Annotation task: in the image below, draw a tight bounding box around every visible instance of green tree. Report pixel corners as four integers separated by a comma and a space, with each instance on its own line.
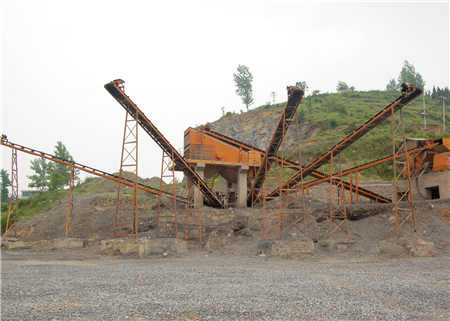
397, 60, 425, 89
336, 81, 349, 92
28, 158, 50, 191
233, 65, 254, 111
386, 78, 399, 91
295, 81, 308, 90
1, 169, 11, 204
48, 142, 79, 191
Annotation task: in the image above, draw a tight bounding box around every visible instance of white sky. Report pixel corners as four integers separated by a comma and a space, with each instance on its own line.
1, 0, 449, 190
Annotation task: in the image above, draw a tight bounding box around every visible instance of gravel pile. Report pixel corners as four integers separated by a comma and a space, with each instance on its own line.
2, 251, 449, 321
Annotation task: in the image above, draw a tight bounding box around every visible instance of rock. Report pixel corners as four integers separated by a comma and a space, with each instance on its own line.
256, 240, 273, 255
3, 240, 32, 250
205, 230, 233, 252
256, 239, 314, 259
388, 216, 396, 224
408, 239, 436, 257
379, 237, 436, 258
234, 227, 252, 237
118, 240, 138, 255
232, 215, 248, 232
379, 239, 408, 257
318, 233, 359, 252
138, 238, 187, 258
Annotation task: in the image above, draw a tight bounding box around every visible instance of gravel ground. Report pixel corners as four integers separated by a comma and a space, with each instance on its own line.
1, 251, 449, 321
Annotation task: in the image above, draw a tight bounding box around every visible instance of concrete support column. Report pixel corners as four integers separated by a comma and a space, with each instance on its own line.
194, 163, 205, 208
237, 165, 249, 208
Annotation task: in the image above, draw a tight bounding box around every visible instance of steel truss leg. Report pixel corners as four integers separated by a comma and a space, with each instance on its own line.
65, 167, 74, 238
328, 153, 348, 233
261, 156, 280, 240
114, 111, 139, 238
184, 184, 203, 241
4, 149, 18, 236
391, 109, 416, 232
157, 150, 178, 238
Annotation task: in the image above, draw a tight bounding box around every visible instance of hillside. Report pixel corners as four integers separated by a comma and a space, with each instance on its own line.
210, 90, 448, 179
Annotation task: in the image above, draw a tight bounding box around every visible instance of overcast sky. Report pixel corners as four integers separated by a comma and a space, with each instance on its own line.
1, 0, 449, 191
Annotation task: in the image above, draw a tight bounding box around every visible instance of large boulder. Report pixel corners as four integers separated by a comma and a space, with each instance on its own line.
379, 236, 436, 258
271, 239, 315, 259
257, 232, 315, 259
205, 229, 233, 252
318, 232, 360, 252
379, 239, 409, 257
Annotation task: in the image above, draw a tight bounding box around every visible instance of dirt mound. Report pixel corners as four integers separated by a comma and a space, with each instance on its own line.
7, 180, 450, 259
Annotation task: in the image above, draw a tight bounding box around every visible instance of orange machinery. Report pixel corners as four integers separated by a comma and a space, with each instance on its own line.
184, 125, 262, 168
405, 137, 450, 175
180, 126, 261, 190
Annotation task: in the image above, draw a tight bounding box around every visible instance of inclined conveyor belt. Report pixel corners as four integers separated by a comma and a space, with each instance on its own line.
0, 138, 186, 203
199, 128, 391, 203
104, 79, 223, 208
248, 86, 304, 205
263, 84, 422, 202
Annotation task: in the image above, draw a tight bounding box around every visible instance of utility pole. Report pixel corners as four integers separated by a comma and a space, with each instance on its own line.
422, 94, 427, 130
442, 96, 447, 133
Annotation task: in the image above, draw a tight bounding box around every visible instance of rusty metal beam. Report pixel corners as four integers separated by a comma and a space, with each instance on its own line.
198, 128, 390, 203
104, 79, 224, 208
0, 137, 186, 203
263, 85, 422, 202
248, 86, 304, 206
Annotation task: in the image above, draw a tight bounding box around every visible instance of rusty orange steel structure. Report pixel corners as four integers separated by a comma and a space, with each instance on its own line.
104, 79, 224, 208
157, 150, 178, 238
249, 86, 304, 206
293, 140, 441, 192
65, 167, 74, 238
0, 137, 186, 203
196, 128, 391, 204
4, 148, 18, 236
114, 110, 139, 238
262, 84, 422, 203
328, 153, 348, 233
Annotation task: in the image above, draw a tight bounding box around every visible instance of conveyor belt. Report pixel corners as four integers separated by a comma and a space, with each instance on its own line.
198, 128, 391, 203
0, 138, 186, 203
104, 79, 224, 208
264, 84, 422, 202
248, 86, 304, 205
299, 140, 441, 190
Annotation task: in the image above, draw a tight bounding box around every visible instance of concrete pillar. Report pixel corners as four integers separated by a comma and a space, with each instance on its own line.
236, 165, 249, 208
194, 163, 205, 208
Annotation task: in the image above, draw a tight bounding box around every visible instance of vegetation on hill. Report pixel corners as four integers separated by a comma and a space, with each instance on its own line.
215, 88, 448, 181
0, 173, 172, 234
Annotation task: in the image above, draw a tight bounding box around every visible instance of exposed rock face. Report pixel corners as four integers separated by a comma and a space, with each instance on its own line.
209, 108, 316, 150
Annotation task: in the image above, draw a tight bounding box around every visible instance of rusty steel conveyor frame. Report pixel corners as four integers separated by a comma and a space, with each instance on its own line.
0, 138, 186, 203
104, 79, 224, 208
262, 85, 422, 203
248, 86, 304, 206
198, 128, 392, 203
292, 141, 441, 192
